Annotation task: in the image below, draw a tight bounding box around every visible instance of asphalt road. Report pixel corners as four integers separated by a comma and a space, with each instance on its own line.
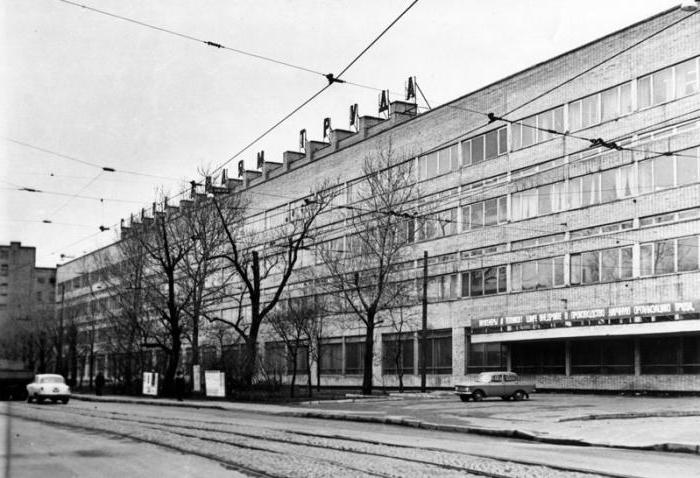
2, 400, 699, 477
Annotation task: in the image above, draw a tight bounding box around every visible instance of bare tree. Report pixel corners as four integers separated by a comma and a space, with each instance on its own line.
318, 144, 422, 395
179, 184, 234, 384
268, 294, 319, 398
208, 182, 338, 387
117, 201, 195, 395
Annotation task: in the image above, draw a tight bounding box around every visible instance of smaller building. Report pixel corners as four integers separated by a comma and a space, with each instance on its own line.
0, 242, 56, 366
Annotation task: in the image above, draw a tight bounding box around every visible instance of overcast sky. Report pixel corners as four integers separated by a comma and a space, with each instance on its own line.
0, 0, 679, 267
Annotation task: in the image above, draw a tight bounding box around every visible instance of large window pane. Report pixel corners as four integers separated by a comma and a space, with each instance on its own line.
620, 83, 632, 115
539, 110, 553, 142
538, 184, 552, 215
618, 164, 636, 197
601, 87, 618, 122
620, 247, 633, 279
569, 177, 582, 209
521, 116, 536, 147
568, 100, 582, 131
601, 249, 619, 281
654, 156, 674, 190
655, 240, 675, 274
471, 269, 483, 296
461, 140, 472, 166
461, 205, 471, 231
511, 264, 522, 292
484, 199, 498, 226
678, 236, 699, 272
472, 136, 484, 164
497, 196, 508, 223
638, 160, 653, 194
537, 258, 553, 289
652, 68, 673, 104
511, 123, 522, 151
601, 169, 617, 202
582, 174, 600, 206
484, 267, 498, 295
638, 76, 652, 109
497, 266, 508, 292
470, 201, 484, 228
461, 272, 470, 297
425, 152, 438, 179
553, 106, 564, 133
570, 254, 581, 285
677, 154, 698, 186
640, 337, 679, 374
485, 130, 499, 160
640, 244, 653, 276
675, 58, 699, 97
522, 261, 537, 291
581, 251, 600, 284
553, 256, 564, 286
437, 148, 451, 175
498, 127, 508, 154
582, 94, 599, 128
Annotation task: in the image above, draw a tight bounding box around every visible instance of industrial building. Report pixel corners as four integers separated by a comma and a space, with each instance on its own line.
58, 6, 700, 392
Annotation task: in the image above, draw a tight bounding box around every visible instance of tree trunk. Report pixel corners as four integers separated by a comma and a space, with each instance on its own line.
191, 307, 199, 392
306, 348, 313, 398
164, 333, 181, 396
315, 337, 322, 392
289, 350, 297, 399
361, 318, 375, 395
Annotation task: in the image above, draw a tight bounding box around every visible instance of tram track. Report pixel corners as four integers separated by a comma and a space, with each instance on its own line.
9, 403, 619, 478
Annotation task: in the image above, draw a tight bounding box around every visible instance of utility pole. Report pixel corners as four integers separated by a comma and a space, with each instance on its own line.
420, 250, 428, 392
56, 283, 65, 375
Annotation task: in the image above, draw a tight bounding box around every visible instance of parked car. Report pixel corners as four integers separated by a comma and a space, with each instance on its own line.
26, 374, 71, 404
455, 371, 534, 402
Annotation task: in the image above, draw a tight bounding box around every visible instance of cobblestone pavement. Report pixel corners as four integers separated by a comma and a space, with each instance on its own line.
5, 400, 700, 478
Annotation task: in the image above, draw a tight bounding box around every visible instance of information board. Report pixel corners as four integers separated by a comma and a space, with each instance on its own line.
204, 370, 225, 397
142, 372, 158, 396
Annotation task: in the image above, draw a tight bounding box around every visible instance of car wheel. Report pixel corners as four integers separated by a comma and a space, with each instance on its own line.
459, 395, 470, 402
26, 395, 33, 403
472, 390, 484, 402
62, 398, 69, 404
36, 396, 44, 404
512, 390, 525, 401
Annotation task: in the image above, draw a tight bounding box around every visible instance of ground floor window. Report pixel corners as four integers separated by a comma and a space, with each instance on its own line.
466, 338, 504, 373
640, 335, 700, 374
511, 341, 565, 374
571, 338, 634, 374
425, 329, 452, 374
320, 340, 343, 374
382, 332, 415, 374
344, 336, 365, 375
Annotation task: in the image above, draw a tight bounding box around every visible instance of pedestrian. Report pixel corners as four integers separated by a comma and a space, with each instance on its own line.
174, 370, 185, 401
95, 372, 105, 396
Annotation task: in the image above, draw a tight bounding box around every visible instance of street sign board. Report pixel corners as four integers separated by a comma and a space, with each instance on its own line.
205, 370, 225, 397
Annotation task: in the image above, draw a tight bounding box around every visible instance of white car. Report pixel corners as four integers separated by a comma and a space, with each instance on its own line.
26, 374, 71, 404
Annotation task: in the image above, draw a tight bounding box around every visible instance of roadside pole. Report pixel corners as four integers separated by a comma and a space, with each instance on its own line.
420, 250, 427, 393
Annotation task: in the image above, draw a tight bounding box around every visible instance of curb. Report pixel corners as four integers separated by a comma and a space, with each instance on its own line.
559, 410, 700, 422
72, 395, 700, 455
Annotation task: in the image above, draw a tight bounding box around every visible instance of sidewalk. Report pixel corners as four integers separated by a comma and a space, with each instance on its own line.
72, 392, 700, 455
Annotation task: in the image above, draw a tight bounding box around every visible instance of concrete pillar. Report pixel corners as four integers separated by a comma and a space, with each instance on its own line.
373, 329, 383, 385
634, 337, 641, 376
565, 340, 572, 376
505, 343, 512, 371
453, 327, 466, 376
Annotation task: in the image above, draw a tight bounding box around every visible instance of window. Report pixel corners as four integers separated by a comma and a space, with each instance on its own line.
428, 274, 458, 301
571, 339, 634, 374
640, 337, 680, 374
425, 330, 452, 374
511, 257, 564, 291
418, 145, 459, 180
638, 58, 700, 109
512, 233, 565, 251
344, 337, 365, 374
382, 333, 414, 375
512, 107, 564, 150
320, 341, 343, 374
0, 265, 7, 277
462, 266, 507, 297
467, 340, 504, 373
512, 341, 565, 374
463, 127, 507, 165
640, 237, 699, 276
462, 196, 507, 230
675, 57, 699, 98
511, 188, 537, 221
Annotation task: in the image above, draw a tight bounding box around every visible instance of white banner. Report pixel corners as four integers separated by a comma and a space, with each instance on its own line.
142, 372, 158, 396
205, 370, 225, 397
192, 365, 201, 392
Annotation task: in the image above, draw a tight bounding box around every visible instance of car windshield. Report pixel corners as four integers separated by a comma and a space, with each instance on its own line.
477, 373, 493, 383
38, 376, 65, 384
